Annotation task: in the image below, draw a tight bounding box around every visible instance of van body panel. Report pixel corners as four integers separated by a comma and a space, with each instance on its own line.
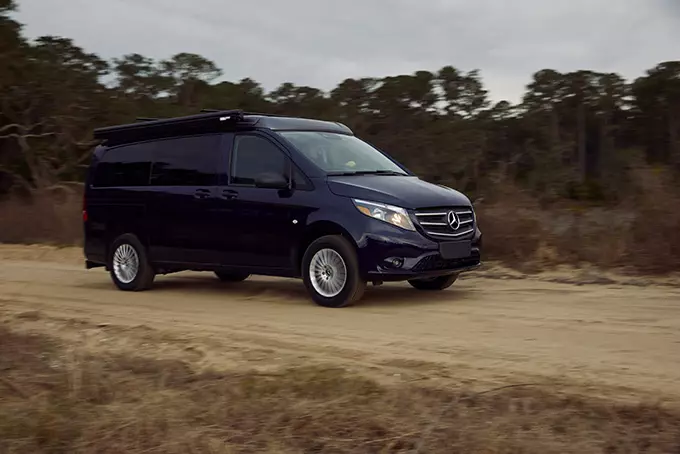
327, 175, 471, 209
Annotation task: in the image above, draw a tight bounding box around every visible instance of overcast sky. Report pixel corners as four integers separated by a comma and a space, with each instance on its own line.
13, 0, 680, 103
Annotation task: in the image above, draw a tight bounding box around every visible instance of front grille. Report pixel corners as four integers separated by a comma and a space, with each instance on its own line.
413, 206, 475, 240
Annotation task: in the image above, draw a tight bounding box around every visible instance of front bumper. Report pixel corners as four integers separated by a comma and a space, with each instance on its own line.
356, 223, 483, 282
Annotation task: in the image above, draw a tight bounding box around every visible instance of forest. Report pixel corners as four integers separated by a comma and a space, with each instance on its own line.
1, 0, 678, 273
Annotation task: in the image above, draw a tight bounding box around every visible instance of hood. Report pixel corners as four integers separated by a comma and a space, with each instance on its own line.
326, 175, 471, 209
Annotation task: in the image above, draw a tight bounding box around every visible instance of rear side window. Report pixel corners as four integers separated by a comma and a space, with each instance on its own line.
151, 135, 220, 186
92, 143, 153, 187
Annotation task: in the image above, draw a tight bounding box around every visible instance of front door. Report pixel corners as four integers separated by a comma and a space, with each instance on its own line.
216, 133, 314, 271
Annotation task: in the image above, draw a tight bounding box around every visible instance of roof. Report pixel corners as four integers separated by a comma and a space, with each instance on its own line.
93, 109, 354, 146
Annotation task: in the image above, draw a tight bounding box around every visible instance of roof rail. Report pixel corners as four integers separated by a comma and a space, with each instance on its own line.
201, 109, 294, 118
94, 109, 246, 142
136, 117, 159, 122
241, 111, 294, 118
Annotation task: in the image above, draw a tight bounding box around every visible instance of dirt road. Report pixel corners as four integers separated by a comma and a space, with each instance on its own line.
1, 245, 679, 404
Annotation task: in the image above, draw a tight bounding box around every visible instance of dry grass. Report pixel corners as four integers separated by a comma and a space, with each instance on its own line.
477, 168, 680, 275
1, 325, 679, 454
0, 186, 83, 246
1, 171, 679, 274
622, 168, 680, 273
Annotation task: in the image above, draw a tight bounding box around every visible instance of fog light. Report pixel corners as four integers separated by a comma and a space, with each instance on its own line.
385, 257, 404, 269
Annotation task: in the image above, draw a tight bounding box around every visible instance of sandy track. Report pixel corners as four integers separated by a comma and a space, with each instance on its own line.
1, 245, 679, 404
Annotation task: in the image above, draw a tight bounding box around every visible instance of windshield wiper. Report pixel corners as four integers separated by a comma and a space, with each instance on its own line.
327, 170, 406, 176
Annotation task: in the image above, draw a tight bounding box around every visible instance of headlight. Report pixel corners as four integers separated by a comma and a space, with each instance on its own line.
352, 199, 415, 231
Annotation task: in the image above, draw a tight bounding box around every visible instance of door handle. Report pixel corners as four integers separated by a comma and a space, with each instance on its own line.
194, 188, 211, 200
221, 189, 239, 200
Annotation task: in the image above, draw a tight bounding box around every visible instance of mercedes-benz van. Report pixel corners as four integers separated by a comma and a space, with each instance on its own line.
84, 110, 482, 307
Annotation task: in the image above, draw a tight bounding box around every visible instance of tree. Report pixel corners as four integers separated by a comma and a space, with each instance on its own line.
113, 53, 170, 100
1, 36, 109, 188
631, 62, 680, 166
438, 66, 490, 118
268, 83, 333, 118
207, 78, 271, 112
0, 0, 20, 55
161, 53, 222, 107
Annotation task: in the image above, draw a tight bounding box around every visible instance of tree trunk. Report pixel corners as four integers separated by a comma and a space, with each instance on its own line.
669, 105, 678, 167
550, 108, 560, 163
577, 102, 587, 183
597, 111, 610, 180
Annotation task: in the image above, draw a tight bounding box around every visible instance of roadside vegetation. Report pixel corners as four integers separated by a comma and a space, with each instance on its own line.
2, 318, 679, 454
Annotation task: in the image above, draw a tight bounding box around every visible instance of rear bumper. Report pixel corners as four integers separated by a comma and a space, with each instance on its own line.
357, 224, 483, 282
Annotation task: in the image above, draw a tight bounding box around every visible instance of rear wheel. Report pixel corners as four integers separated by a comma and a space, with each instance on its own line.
108, 233, 155, 291
214, 270, 250, 282
408, 274, 458, 291
302, 235, 365, 308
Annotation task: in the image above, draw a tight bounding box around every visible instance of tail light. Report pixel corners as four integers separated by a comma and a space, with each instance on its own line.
82, 192, 88, 222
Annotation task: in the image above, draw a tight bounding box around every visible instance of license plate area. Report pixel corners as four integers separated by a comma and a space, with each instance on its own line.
439, 240, 472, 260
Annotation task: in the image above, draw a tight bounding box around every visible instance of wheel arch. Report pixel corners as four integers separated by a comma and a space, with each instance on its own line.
293, 220, 358, 276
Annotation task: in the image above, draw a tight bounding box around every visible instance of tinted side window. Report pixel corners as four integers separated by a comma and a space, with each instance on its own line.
92, 143, 153, 187
231, 135, 286, 185
151, 135, 220, 186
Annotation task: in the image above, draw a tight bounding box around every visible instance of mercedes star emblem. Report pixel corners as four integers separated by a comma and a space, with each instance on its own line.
447, 211, 460, 230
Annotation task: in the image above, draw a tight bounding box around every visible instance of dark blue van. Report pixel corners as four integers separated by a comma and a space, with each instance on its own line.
84, 110, 482, 307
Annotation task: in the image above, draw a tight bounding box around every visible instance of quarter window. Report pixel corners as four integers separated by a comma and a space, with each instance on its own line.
92, 143, 153, 187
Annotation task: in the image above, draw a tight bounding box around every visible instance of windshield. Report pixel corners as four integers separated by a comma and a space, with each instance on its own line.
278, 131, 407, 175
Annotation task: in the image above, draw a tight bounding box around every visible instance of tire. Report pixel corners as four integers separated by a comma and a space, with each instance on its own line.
301, 235, 365, 308
108, 233, 155, 291
214, 270, 250, 282
408, 274, 458, 291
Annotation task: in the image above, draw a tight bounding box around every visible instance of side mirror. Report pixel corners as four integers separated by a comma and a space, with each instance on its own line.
254, 172, 289, 189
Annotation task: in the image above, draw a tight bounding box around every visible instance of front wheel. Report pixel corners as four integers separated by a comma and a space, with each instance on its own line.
301, 235, 365, 308
408, 274, 458, 291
